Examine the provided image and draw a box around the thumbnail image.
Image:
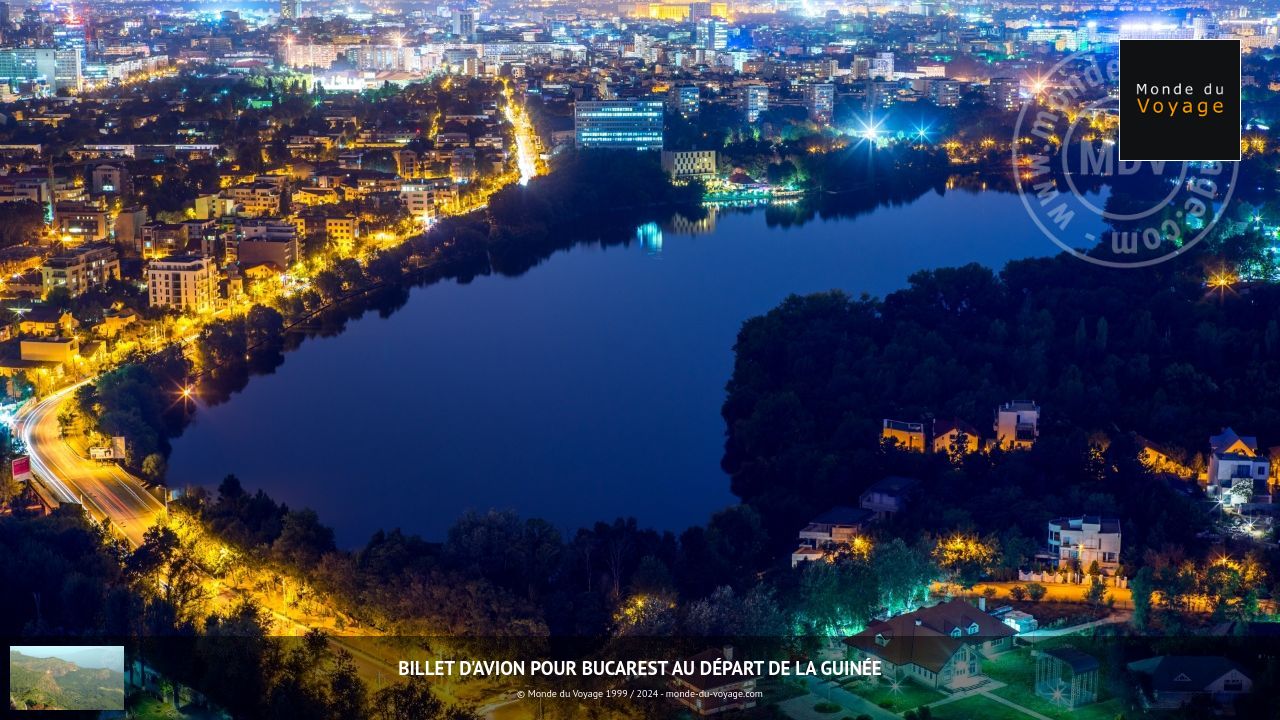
[9,646,125,711]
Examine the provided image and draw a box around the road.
[14,381,402,683]
[16,381,165,548]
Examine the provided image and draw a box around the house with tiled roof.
[844,599,1014,691]
[1128,655,1252,710]
[1207,428,1270,508]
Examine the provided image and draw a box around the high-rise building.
[695,18,728,51]
[280,0,301,20]
[871,51,894,80]
[54,48,82,93]
[805,83,835,123]
[452,9,476,41]
[988,76,1020,110]
[688,1,712,22]
[574,100,664,151]
[0,48,57,94]
[742,85,768,122]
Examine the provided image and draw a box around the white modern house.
[1206,428,1270,509]
[1047,516,1122,577]
[994,401,1039,449]
[791,506,872,567]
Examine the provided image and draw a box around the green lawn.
[930,695,1036,720]
[982,643,1127,720]
[850,678,946,713]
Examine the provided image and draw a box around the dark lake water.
[168,188,1107,546]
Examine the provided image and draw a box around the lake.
[168,187,1108,546]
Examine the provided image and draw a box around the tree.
[0,200,44,247]
[1025,582,1047,603]
[1131,566,1154,630]
[328,649,368,720]
[372,681,466,720]
[797,556,879,636]
[0,470,20,509]
[870,538,935,615]
[272,509,336,571]
[932,533,997,591]
[141,453,167,483]
[1084,576,1108,607]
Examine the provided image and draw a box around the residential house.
[670,646,758,715]
[932,418,981,454]
[791,506,872,567]
[20,336,78,365]
[18,306,78,337]
[882,418,926,452]
[92,307,138,338]
[1127,656,1251,710]
[994,401,1039,449]
[1207,428,1270,508]
[845,599,1015,691]
[860,476,919,520]
[1046,516,1121,577]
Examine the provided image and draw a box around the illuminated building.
[988,76,1020,110]
[326,215,360,251]
[805,82,834,122]
[0,48,56,94]
[54,48,82,93]
[40,243,120,298]
[146,255,217,313]
[881,418,925,451]
[632,1,728,20]
[742,84,768,122]
[452,9,476,41]
[90,164,128,195]
[232,219,299,269]
[574,100,664,151]
[871,51,894,80]
[661,150,716,181]
[993,401,1039,449]
[696,18,728,50]
[1046,516,1121,575]
[668,84,699,116]
[280,0,301,20]
[928,78,961,107]
[53,202,110,242]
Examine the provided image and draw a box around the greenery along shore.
[8,145,1280,718]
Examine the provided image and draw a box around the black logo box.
[1118,38,1241,162]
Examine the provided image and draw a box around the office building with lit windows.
[574,100,664,151]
